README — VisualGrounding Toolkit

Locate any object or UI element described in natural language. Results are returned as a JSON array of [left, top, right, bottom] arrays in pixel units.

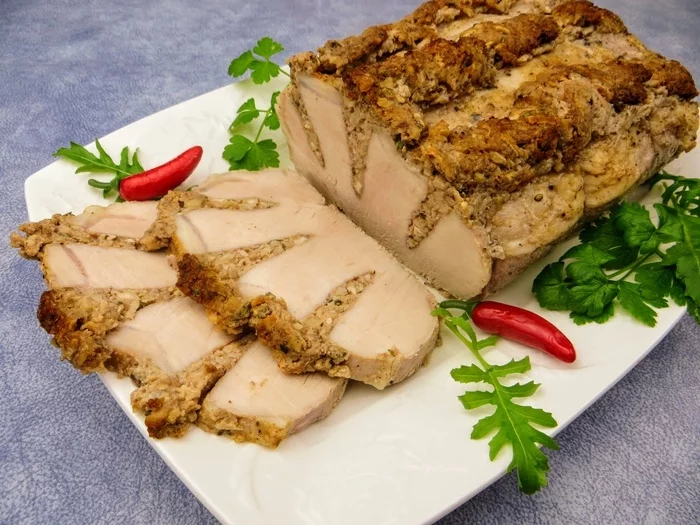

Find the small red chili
[[119, 146, 203, 201], [471, 301, 576, 363]]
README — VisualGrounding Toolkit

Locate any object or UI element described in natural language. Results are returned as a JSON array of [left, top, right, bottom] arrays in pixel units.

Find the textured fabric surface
[[1, 1, 699, 523]]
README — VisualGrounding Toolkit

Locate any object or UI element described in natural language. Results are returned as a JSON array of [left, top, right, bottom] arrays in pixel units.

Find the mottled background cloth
[[1, 1, 699, 524]]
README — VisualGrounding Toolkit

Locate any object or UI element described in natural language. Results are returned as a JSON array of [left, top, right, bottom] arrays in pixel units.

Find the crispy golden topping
[[463, 13, 560, 65], [314, 0, 521, 75], [644, 56, 699, 99], [420, 115, 561, 192], [420, 58, 657, 192], [346, 36, 493, 141], [552, 0, 627, 33], [318, 26, 390, 74], [290, 0, 698, 197]]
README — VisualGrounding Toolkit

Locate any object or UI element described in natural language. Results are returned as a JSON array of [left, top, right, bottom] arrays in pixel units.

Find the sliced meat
[[278, 86, 493, 299], [13, 203, 236, 438], [41, 244, 176, 289], [198, 341, 347, 447], [166, 170, 440, 389], [73, 201, 158, 239], [106, 297, 246, 438], [10, 199, 166, 258], [282, 0, 698, 299]]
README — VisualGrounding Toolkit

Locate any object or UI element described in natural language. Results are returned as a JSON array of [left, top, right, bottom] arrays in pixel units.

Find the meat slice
[[198, 341, 347, 447], [73, 201, 158, 239], [105, 297, 245, 437], [41, 244, 176, 289], [11, 199, 167, 257], [281, 0, 698, 299], [166, 169, 440, 389]]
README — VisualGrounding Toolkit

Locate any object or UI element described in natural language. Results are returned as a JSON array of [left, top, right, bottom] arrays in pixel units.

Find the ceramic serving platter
[[23, 74, 699, 525]]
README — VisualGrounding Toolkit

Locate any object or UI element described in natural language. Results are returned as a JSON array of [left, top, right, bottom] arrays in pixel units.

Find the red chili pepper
[[119, 146, 203, 201], [471, 301, 576, 363]]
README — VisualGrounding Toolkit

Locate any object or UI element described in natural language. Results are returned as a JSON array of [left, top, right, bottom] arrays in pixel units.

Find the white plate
[[24, 75, 699, 525]]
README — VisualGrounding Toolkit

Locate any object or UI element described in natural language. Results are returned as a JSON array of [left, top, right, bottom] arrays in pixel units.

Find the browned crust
[[120, 338, 248, 439], [318, 25, 392, 74], [346, 36, 493, 141], [419, 114, 562, 193], [463, 13, 560, 66], [314, 0, 520, 75], [248, 273, 375, 378], [10, 215, 146, 259], [36, 284, 247, 438], [644, 56, 699, 100], [197, 400, 292, 448], [342, 13, 561, 142], [551, 1, 627, 34], [37, 287, 178, 372], [175, 235, 309, 335], [290, 0, 697, 176]]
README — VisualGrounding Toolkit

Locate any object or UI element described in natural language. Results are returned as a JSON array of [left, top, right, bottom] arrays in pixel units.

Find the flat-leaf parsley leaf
[[533, 171, 700, 327], [224, 38, 289, 171]]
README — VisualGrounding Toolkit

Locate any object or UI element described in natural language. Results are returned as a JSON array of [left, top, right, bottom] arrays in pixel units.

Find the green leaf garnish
[[228, 37, 289, 84], [224, 37, 288, 171], [435, 302, 559, 495], [54, 140, 144, 200], [225, 88, 284, 171], [533, 170, 700, 327]]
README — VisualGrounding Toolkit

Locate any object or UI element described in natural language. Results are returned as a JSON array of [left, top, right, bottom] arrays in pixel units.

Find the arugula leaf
[[54, 140, 144, 200], [437, 302, 559, 495]]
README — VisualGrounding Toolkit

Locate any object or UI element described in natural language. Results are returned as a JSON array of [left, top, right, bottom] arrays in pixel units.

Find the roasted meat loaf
[[279, 0, 699, 299]]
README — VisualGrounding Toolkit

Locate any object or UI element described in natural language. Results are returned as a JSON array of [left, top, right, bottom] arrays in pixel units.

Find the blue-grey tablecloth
[[2, 1, 699, 523]]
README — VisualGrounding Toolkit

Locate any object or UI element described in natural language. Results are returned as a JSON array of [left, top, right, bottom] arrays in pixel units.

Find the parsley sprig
[[228, 37, 290, 83], [533, 171, 700, 326], [433, 300, 560, 495], [54, 140, 144, 201], [224, 37, 289, 171]]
